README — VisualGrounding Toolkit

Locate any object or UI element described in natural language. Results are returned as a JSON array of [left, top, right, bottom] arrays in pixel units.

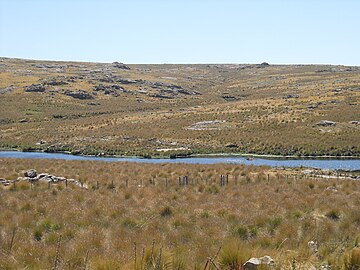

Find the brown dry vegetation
[[0, 158, 360, 269], [0, 58, 360, 157]]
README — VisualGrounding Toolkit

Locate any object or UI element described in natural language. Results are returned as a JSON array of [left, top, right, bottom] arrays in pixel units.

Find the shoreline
[[1, 148, 360, 161]]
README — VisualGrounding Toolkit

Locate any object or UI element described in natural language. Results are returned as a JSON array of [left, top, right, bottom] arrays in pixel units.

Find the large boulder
[[24, 169, 37, 178]]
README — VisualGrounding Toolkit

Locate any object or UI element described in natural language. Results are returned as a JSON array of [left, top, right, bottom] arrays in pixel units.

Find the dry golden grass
[[0, 158, 360, 269], [0, 58, 359, 157]]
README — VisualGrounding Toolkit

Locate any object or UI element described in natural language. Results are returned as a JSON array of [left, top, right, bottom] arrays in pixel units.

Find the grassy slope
[[0, 58, 359, 157], [0, 159, 360, 269]]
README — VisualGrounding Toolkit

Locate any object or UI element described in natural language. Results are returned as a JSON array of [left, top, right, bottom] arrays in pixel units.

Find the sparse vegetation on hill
[[0, 158, 360, 269], [0, 58, 359, 157]]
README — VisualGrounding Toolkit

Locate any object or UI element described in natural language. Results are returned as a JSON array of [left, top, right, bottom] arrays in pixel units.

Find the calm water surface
[[1, 151, 359, 170]]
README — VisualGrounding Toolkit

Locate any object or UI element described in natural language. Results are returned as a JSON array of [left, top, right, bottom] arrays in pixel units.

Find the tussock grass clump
[[219, 239, 252, 269], [345, 248, 360, 270]]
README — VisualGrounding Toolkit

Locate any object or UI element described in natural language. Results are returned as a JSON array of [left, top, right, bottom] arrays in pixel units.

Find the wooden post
[[220, 175, 226, 187], [65, 179, 68, 188]]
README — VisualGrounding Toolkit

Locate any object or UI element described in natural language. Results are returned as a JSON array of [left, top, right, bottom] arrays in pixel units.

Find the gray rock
[[284, 94, 300, 99], [307, 104, 319, 109], [36, 140, 46, 145], [150, 81, 182, 89], [117, 78, 140, 84], [225, 143, 238, 148], [94, 84, 125, 96], [88, 102, 100, 106], [24, 169, 37, 178], [113, 62, 130, 70], [64, 90, 94, 100], [38, 173, 49, 179], [0, 86, 14, 94], [0, 178, 11, 186], [44, 79, 68, 86], [25, 84, 46, 92], [308, 240, 318, 253], [315, 120, 336, 127], [244, 256, 275, 270], [222, 95, 237, 101], [178, 89, 201, 95], [149, 93, 175, 99]]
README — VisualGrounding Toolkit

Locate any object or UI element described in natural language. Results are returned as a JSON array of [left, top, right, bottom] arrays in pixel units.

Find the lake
[[0, 151, 359, 171]]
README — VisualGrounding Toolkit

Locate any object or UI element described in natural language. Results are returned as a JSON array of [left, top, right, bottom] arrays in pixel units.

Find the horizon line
[[1, 56, 359, 67]]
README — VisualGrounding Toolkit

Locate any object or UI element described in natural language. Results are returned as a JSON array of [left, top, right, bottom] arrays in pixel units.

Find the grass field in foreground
[[1, 158, 360, 269]]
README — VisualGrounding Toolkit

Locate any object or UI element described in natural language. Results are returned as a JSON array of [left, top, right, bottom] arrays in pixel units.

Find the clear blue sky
[[0, 0, 359, 65]]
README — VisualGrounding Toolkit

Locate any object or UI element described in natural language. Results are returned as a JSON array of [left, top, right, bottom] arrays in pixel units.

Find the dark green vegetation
[[1, 58, 360, 157]]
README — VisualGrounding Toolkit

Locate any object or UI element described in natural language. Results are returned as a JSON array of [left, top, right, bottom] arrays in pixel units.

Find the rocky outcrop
[[64, 90, 94, 100], [2, 169, 89, 189], [113, 62, 130, 70], [98, 75, 140, 84], [94, 84, 126, 96], [147, 81, 201, 98], [25, 84, 46, 92]]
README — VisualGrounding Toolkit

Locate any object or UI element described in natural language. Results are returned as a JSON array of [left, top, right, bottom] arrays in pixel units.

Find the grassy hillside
[[0, 159, 360, 269], [1, 58, 360, 157]]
